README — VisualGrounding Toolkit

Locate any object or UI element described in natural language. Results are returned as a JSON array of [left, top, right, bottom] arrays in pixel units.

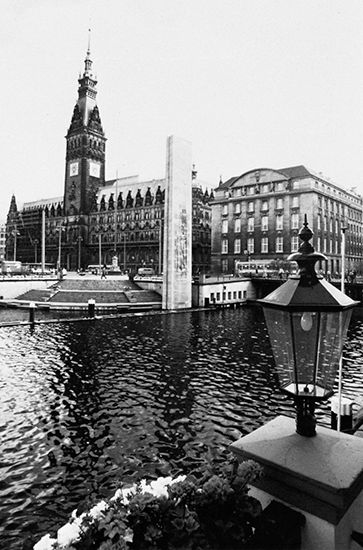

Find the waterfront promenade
[[0, 272, 161, 313]]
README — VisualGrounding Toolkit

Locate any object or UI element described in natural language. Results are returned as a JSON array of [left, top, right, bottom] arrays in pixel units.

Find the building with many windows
[[211, 166, 363, 276], [5, 43, 212, 274]]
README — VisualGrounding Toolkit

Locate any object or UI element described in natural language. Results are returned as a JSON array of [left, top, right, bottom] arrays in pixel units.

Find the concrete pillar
[[29, 301, 36, 324], [162, 136, 192, 310], [231, 416, 363, 550], [88, 298, 95, 318]]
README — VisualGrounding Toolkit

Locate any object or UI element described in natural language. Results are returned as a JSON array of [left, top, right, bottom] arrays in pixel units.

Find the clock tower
[[64, 36, 106, 216]]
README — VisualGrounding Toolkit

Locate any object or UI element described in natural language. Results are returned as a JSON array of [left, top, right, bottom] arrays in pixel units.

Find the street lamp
[[56, 224, 65, 271], [77, 235, 83, 271], [12, 225, 20, 261], [34, 239, 38, 264], [259, 216, 358, 437], [94, 227, 102, 274]]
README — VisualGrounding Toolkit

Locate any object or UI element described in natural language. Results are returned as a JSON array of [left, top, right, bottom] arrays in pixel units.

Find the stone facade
[[211, 166, 363, 276]]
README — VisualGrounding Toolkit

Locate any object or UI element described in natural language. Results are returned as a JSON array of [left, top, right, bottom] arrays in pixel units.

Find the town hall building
[[5, 42, 212, 275]]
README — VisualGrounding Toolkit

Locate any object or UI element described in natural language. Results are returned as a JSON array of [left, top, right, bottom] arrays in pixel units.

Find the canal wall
[[0, 278, 57, 299], [134, 274, 255, 307]]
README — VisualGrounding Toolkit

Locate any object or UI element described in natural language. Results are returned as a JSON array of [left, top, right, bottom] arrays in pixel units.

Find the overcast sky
[[1, 0, 363, 221]]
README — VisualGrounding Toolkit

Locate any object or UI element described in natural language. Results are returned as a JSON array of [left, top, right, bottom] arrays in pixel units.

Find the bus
[[27, 263, 55, 275], [235, 260, 278, 278], [0, 260, 23, 275]]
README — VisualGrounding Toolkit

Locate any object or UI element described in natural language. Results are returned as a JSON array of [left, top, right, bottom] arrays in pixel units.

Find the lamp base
[[295, 397, 316, 437]]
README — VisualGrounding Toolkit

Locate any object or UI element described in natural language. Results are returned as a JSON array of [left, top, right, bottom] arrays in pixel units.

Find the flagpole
[[337, 224, 347, 432], [41, 208, 45, 274]]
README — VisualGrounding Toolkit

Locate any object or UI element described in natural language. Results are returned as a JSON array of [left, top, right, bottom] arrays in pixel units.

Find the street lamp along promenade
[[259, 215, 358, 437]]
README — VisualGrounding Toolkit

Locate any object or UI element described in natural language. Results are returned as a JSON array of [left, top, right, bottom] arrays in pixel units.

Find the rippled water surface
[[1, 307, 363, 548]]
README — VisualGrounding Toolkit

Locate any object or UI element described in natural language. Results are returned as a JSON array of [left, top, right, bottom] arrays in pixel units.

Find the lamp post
[[77, 235, 83, 271], [259, 216, 358, 437], [123, 232, 127, 272], [12, 225, 20, 261], [98, 232, 102, 274], [56, 224, 65, 271], [34, 239, 38, 264], [341, 223, 348, 293]]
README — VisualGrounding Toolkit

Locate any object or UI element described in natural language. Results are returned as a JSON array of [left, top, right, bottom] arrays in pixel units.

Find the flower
[[33, 459, 263, 550], [33, 533, 57, 550]]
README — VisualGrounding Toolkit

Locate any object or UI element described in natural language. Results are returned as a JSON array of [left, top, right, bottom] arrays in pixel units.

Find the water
[[1, 307, 363, 549]]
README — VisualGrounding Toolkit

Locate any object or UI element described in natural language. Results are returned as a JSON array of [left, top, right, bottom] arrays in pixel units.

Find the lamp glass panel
[[264, 307, 353, 398], [315, 309, 352, 394], [291, 311, 320, 394], [263, 308, 295, 391]]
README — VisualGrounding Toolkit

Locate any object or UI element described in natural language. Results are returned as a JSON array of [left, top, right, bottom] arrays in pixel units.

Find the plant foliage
[[73, 457, 263, 550]]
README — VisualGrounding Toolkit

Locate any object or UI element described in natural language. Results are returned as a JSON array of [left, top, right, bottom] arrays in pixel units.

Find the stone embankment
[[0, 274, 161, 311]]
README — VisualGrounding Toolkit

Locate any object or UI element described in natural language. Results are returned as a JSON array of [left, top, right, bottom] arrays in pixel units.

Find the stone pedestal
[[230, 416, 363, 550], [162, 135, 192, 310]]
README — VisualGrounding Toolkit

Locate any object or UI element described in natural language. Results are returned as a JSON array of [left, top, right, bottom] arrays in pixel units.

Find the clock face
[[89, 162, 100, 178], [69, 162, 79, 176]]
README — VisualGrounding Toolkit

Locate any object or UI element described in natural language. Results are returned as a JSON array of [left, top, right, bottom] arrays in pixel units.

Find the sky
[[1, 0, 363, 222]]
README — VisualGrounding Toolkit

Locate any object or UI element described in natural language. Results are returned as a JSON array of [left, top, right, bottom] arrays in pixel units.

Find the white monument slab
[[162, 135, 192, 310]]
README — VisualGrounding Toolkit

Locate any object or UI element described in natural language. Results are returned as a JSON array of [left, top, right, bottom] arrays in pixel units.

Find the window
[[222, 219, 228, 234], [261, 200, 268, 211], [234, 238, 241, 254], [248, 217, 254, 232], [291, 213, 299, 229], [222, 205, 228, 215], [261, 184, 269, 194], [228, 292, 231, 300], [210, 293, 215, 302], [261, 237, 268, 253], [233, 291, 237, 299], [217, 292, 221, 301], [317, 214, 321, 230], [292, 196, 299, 208], [224, 191, 229, 198], [276, 215, 283, 230], [222, 239, 228, 254], [324, 238, 327, 253], [248, 201, 254, 212], [329, 218, 333, 232], [330, 239, 333, 253], [276, 198, 283, 209], [276, 182, 284, 192], [221, 260, 228, 273], [291, 235, 299, 252], [261, 215, 268, 231], [247, 237, 254, 253], [324, 216, 327, 231], [234, 218, 241, 232], [234, 203, 241, 214], [276, 236, 283, 252]]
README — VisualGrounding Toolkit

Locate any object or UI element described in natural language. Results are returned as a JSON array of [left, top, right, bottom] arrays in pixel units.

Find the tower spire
[[87, 28, 91, 57], [84, 29, 93, 76]]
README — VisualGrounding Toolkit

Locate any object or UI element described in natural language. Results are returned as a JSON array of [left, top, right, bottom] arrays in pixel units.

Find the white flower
[[57, 518, 83, 546], [124, 527, 133, 543], [33, 533, 57, 550], [89, 500, 108, 519], [34, 475, 187, 548]]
